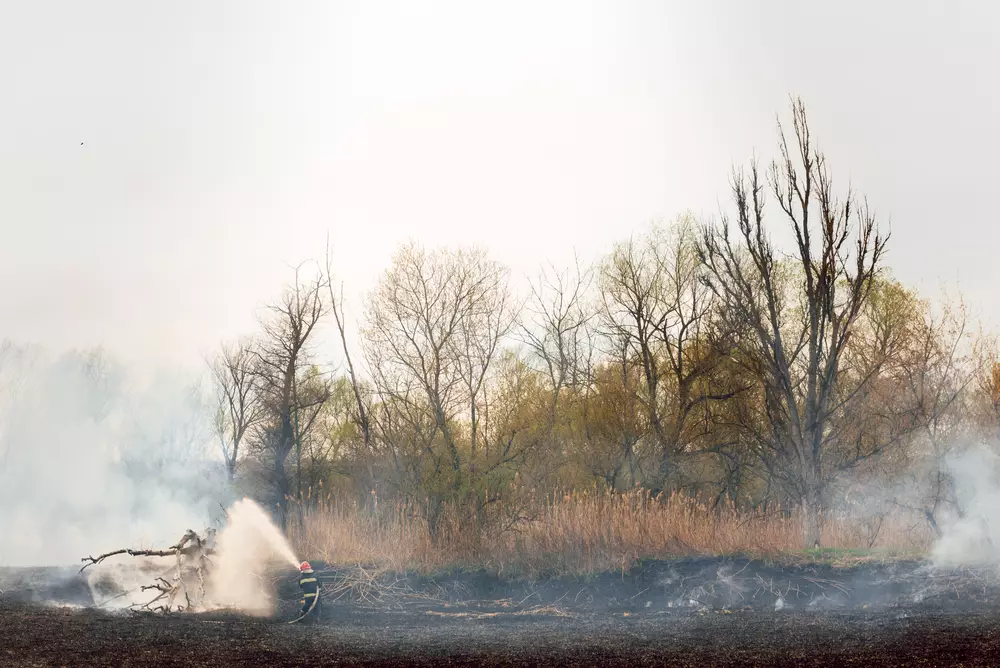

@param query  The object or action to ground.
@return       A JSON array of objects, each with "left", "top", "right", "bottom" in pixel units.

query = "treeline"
[{"left": 212, "top": 100, "right": 998, "bottom": 547}]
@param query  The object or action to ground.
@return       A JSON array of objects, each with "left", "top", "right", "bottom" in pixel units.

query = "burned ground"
[
  {"left": 278, "top": 556, "right": 1000, "bottom": 614},
  {"left": 4, "top": 558, "right": 1000, "bottom": 666}
]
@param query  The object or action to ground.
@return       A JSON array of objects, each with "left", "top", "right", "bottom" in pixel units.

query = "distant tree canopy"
[{"left": 211, "top": 99, "right": 994, "bottom": 548}]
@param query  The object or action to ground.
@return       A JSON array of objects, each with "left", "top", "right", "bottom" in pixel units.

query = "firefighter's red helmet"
[{"left": 299, "top": 561, "right": 312, "bottom": 572}]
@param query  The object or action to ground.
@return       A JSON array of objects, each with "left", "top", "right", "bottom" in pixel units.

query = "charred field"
[{"left": 4, "top": 556, "right": 1000, "bottom": 666}]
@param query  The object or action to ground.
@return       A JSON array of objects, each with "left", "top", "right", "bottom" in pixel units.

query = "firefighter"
[{"left": 298, "top": 561, "right": 321, "bottom": 620}]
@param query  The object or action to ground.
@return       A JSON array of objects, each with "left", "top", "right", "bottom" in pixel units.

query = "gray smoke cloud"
[
  {"left": 931, "top": 443, "right": 1000, "bottom": 566},
  {"left": 0, "top": 342, "right": 229, "bottom": 567}
]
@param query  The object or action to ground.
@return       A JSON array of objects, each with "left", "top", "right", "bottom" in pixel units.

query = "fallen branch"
[
  {"left": 95, "top": 591, "right": 131, "bottom": 608},
  {"left": 79, "top": 549, "right": 130, "bottom": 574},
  {"left": 80, "top": 528, "right": 218, "bottom": 613}
]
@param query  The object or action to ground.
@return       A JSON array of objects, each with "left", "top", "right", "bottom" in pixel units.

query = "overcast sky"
[{"left": 1, "top": 0, "right": 997, "bottom": 369}]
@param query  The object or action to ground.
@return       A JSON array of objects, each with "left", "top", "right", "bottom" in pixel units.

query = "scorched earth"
[{"left": 3, "top": 557, "right": 1000, "bottom": 667}]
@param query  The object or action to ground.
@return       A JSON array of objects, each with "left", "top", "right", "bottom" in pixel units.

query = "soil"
[{"left": 4, "top": 558, "right": 1000, "bottom": 666}]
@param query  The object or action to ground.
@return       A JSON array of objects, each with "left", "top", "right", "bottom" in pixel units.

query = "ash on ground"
[
  {"left": 7, "top": 556, "right": 1000, "bottom": 617},
  {"left": 271, "top": 557, "right": 1000, "bottom": 618}
]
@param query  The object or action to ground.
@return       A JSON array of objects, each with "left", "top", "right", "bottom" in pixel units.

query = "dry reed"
[{"left": 286, "top": 487, "right": 934, "bottom": 576}]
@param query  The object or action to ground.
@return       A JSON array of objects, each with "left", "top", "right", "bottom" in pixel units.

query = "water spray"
[{"left": 78, "top": 498, "right": 301, "bottom": 615}]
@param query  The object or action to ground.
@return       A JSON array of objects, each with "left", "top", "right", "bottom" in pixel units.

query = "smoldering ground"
[
  {"left": 7, "top": 534, "right": 1000, "bottom": 665},
  {"left": 5, "top": 557, "right": 1000, "bottom": 667}
]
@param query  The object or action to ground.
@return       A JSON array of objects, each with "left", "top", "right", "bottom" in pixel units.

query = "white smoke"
[
  {"left": 84, "top": 499, "right": 300, "bottom": 615},
  {"left": 931, "top": 443, "right": 1000, "bottom": 565},
  {"left": 0, "top": 342, "right": 231, "bottom": 567}
]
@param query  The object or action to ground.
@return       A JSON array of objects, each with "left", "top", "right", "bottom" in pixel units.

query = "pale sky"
[{"left": 1, "top": 0, "right": 998, "bottom": 369}]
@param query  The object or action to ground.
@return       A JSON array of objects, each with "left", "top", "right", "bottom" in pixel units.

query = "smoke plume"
[
  {"left": 82, "top": 498, "right": 299, "bottom": 614},
  {"left": 0, "top": 342, "right": 229, "bottom": 567},
  {"left": 931, "top": 443, "right": 1000, "bottom": 566}
]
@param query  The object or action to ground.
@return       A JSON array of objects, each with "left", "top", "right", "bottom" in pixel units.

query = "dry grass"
[{"left": 286, "top": 488, "right": 934, "bottom": 576}]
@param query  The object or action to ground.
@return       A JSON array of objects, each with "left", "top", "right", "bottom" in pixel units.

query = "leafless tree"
[
  {"left": 365, "top": 244, "right": 510, "bottom": 471},
  {"left": 209, "top": 339, "right": 263, "bottom": 482},
  {"left": 600, "top": 218, "right": 737, "bottom": 490},
  {"left": 324, "top": 242, "right": 375, "bottom": 490},
  {"left": 362, "top": 243, "right": 515, "bottom": 538},
  {"left": 698, "top": 98, "right": 889, "bottom": 547},
  {"left": 895, "top": 296, "right": 984, "bottom": 535},
  {"left": 453, "top": 257, "right": 516, "bottom": 471},
  {"left": 520, "top": 257, "right": 595, "bottom": 426},
  {"left": 254, "top": 263, "right": 330, "bottom": 528}
]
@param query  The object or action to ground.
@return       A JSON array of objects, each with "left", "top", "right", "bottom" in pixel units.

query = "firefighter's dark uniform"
[{"left": 298, "top": 568, "right": 320, "bottom": 619}]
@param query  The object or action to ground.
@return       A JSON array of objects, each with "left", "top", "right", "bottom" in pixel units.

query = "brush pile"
[
  {"left": 316, "top": 565, "right": 441, "bottom": 608},
  {"left": 79, "top": 528, "right": 218, "bottom": 612}
]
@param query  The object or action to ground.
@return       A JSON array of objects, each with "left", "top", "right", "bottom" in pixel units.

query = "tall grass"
[{"left": 286, "top": 487, "right": 933, "bottom": 576}]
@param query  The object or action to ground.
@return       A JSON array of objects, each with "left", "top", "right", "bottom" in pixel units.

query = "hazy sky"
[{"left": 1, "top": 0, "right": 998, "bottom": 368}]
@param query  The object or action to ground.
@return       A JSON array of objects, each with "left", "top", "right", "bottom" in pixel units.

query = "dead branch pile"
[
  {"left": 80, "top": 528, "right": 217, "bottom": 612},
  {"left": 318, "top": 565, "right": 442, "bottom": 608}
]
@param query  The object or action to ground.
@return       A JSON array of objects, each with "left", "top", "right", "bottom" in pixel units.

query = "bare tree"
[
  {"left": 520, "top": 258, "right": 595, "bottom": 426},
  {"left": 453, "top": 257, "right": 516, "bottom": 471},
  {"left": 698, "top": 98, "right": 889, "bottom": 547},
  {"left": 362, "top": 243, "right": 514, "bottom": 538},
  {"left": 209, "top": 339, "right": 263, "bottom": 482},
  {"left": 324, "top": 242, "right": 375, "bottom": 493},
  {"left": 886, "top": 295, "right": 985, "bottom": 535},
  {"left": 974, "top": 336, "right": 1000, "bottom": 443},
  {"left": 600, "top": 218, "right": 736, "bottom": 490},
  {"left": 254, "top": 263, "right": 330, "bottom": 528}
]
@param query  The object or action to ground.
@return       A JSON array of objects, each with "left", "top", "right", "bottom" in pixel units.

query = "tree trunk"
[
  {"left": 469, "top": 401, "right": 478, "bottom": 474},
  {"left": 802, "top": 480, "right": 822, "bottom": 548},
  {"left": 295, "top": 408, "right": 302, "bottom": 501},
  {"left": 802, "top": 493, "right": 821, "bottom": 549},
  {"left": 275, "top": 452, "right": 290, "bottom": 532},
  {"left": 275, "top": 408, "right": 295, "bottom": 532},
  {"left": 426, "top": 495, "right": 445, "bottom": 545},
  {"left": 656, "top": 450, "right": 674, "bottom": 492}
]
